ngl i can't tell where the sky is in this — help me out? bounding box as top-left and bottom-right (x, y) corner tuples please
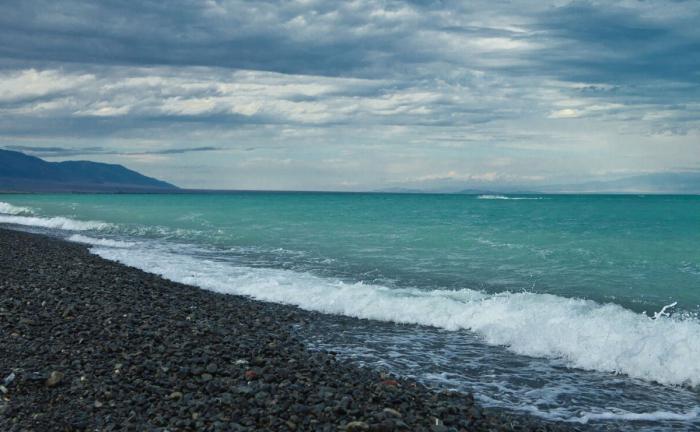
(1, 0), (699, 191)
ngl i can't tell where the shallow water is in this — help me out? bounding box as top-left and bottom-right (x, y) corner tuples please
(1, 192), (699, 429)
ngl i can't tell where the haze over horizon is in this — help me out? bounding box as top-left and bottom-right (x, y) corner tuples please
(1, 1), (699, 191)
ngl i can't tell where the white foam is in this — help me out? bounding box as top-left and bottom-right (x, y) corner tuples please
(477, 195), (543, 200)
(68, 234), (135, 248)
(574, 407), (699, 423)
(0, 201), (34, 215)
(0, 214), (111, 231)
(92, 244), (700, 388)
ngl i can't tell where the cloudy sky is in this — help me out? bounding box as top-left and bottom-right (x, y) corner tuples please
(1, 0), (699, 190)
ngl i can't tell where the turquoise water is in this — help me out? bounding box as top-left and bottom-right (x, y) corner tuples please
(1, 193), (699, 428)
(3, 193), (699, 313)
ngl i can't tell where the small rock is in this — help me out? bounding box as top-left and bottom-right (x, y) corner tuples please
(3, 372), (16, 386)
(94, 400), (103, 408)
(339, 395), (353, 410)
(46, 371), (64, 387)
(467, 406), (482, 419)
(206, 363), (218, 373)
(201, 373), (213, 382)
(219, 392), (234, 404)
(0, 385), (7, 394)
(380, 379), (399, 387)
(234, 385), (253, 396)
(168, 391), (183, 400)
(382, 408), (402, 418)
(345, 421), (370, 431)
(244, 370), (258, 380)
(26, 372), (46, 382)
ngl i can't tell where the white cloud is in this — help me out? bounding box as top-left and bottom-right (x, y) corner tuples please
(548, 108), (580, 119)
(0, 69), (94, 102)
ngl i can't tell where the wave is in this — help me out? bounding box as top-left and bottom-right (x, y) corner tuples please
(67, 234), (135, 248)
(0, 214), (112, 231)
(477, 195), (543, 200)
(91, 243), (700, 388)
(0, 201), (34, 215)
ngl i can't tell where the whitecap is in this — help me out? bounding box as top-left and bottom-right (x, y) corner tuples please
(0, 201), (34, 215)
(0, 214), (111, 231)
(477, 195), (544, 200)
(67, 234), (135, 248)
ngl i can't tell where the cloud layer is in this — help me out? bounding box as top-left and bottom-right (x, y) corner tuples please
(1, 0), (698, 189)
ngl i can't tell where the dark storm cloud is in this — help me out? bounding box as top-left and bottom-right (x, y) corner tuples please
(533, 2), (700, 89)
(0, 1), (695, 84)
(0, 0), (416, 77)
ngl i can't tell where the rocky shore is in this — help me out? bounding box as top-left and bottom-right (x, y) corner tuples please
(0, 228), (582, 431)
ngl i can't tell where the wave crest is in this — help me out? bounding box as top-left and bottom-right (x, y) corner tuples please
(0, 201), (34, 215)
(0, 214), (111, 231)
(68, 234), (135, 248)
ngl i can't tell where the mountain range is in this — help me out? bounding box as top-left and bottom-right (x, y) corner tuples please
(0, 149), (177, 192)
(378, 172), (700, 195)
(538, 172), (700, 194)
(3, 147), (699, 194)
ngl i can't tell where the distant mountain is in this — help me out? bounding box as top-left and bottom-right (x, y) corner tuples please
(375, 172), (700, 195)
(542, 172), (700, 194)
(0, 149), (178, 192)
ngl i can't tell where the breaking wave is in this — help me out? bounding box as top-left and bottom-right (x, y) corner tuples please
(67, 234), (135, 248)
(0, 213), (111, 231)
(91, 243), (700, 388)
(0, 201), (34, 215)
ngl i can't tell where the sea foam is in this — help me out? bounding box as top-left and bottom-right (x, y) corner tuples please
(0, 214), (111, 231)
(67, 234), (135, 248)
(574, 407), (699, 423)
(91, 243), (700, 388)
(0, 201), (34, 215)
(477, 195), (543, 200)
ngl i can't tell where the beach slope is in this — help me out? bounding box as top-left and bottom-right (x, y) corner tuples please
(0, 228), (576, 431)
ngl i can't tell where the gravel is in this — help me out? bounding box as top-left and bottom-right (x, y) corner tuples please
(0, 228), (584, 431)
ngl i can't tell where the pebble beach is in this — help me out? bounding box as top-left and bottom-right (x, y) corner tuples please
(0, 227), (581, 431)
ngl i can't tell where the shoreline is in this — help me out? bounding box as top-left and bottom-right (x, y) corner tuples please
(0, 227), (580, 431)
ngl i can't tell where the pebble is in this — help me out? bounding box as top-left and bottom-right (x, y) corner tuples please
(382, 407), (401, 418)
(3, 372), (15, 386)
(45, 371), (64, 387)
(345, 420), (370, 431)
